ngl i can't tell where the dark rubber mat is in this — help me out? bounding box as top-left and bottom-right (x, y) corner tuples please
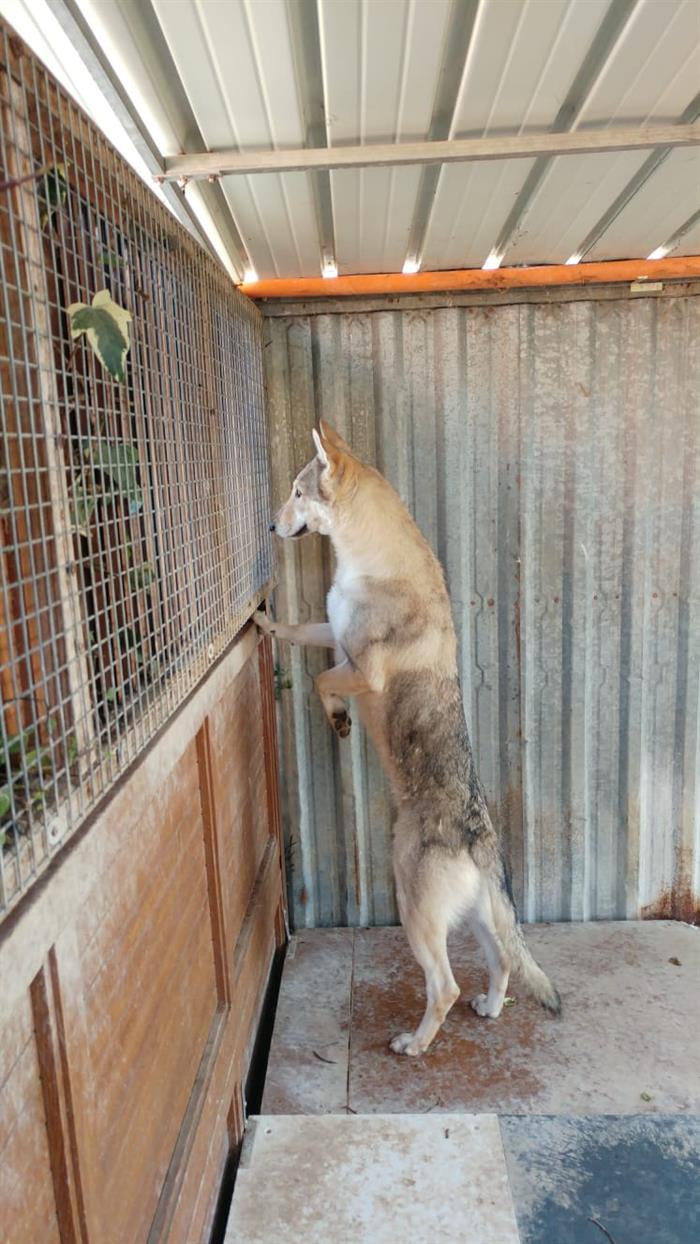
(501, 1114), (700, 1244)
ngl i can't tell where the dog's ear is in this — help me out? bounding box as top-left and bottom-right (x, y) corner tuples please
(319, 420), (352, 456)
(312, 426), (344, 475)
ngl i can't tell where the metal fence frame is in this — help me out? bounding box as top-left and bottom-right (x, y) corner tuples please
(0, 22), (272, 917)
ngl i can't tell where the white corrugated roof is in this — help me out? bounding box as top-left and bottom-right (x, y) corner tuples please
(10, 0), (700, 279)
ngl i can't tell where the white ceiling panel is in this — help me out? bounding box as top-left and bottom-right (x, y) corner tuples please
(323, 0), (453, 275)
(423, 0), (612, 269)
(450, 0), (610, 135)
(574, 0), (700, 123)
(587, 146), (700, 259)
(504, 0), (700, 264)
(421, 159), (538, 270)
(331, 166), (425, 274)
(506, 149), (648, 264)
(22, 0), (700, 278)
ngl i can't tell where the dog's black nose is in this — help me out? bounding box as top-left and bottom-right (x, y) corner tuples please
(269, 521), (276, 533)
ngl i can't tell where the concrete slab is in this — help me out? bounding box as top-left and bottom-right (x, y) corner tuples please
(264, 922), (699, 1116)
(501, 1114), (700, 1244)
(225, 1113), (520, 1244)
(261, 929), (353, 1113)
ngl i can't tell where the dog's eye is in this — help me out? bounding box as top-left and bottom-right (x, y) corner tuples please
(295, 488), (302, 498)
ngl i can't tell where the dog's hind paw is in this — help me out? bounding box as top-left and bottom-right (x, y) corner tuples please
(331, 709), (352, 738)
(389, 1032), (424, 1057)
(470, 993), (502, 1019)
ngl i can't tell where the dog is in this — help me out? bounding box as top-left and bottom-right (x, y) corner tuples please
(255, 421), (560, 1055)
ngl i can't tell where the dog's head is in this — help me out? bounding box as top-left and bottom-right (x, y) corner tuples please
(270, 421), (358, 539)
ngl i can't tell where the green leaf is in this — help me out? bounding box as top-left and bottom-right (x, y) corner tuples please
(66, 289), (132, 382)
(104, 687), (119, 703)
(23, 746), (53, 774)
(0, 787), (11, 819)
(99, 248), (121, 272)
(5, 729), (34, 758)
(128, 562), (155, 591)
(70, 474), (97, 535)
(39, 163), (68, 230)
(81, 439), (143, 510)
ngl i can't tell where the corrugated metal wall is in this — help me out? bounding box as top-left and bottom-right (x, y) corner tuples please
(263, 289), (700, 929)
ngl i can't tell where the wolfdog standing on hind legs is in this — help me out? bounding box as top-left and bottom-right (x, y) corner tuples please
(255, 421), (560, 1056)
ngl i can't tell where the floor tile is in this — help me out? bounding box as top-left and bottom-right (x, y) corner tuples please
(348, 923), (699, 1115)
(226, 1113), (520, 1244)
(261, 929), (353, 1113)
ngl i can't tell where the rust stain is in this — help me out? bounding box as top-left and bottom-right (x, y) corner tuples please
(353, 836), (362, 910)
(641, 884), (700, 925)
(349, 932), (545, 1113)
(640, 846), (700, 925)
(513, 562), (521, 667)
(492, 784), (525, 911)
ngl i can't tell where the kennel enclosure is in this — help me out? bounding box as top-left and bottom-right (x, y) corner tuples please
(1, 1), (699, 1241)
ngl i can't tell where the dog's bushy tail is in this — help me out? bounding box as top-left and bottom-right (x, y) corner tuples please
(488, 867), (561, 1015)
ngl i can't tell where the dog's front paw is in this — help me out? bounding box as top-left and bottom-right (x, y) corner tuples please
(331, 709), (352, 738)
(470, 993), (502, 1019)
(390, 1031), (424, 1057)
(253, 610), (275, 637)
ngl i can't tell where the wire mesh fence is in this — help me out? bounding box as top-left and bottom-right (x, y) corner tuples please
(0, 21), (273, 918)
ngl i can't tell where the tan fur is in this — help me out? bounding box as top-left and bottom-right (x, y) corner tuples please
(256, 423), (560, 1055)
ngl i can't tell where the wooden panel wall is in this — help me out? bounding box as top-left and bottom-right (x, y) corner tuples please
(0, 627), (286, 1244)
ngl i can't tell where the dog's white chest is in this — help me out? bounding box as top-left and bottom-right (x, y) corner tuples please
(326, 582), (352, 645)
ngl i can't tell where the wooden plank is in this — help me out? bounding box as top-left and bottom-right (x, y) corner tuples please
(162, 123), (700, 181)
(1, 626), (258, 1016)
(0, 994), (62, 1244)
(30, 950), (88, 1244)
(1, 627), (285, 1244)
(73, 741), (218, 1244)
(208, 656), (270, 958)
(165, 841), (280, 1244)
(196, 718), (231, 1006)
(243, 256), (700, 300)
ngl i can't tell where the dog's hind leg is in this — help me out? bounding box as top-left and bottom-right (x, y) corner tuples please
(390, 846), (462, 1056)
(390, 905), (459, 1057)
(467, 888), (510, 1019)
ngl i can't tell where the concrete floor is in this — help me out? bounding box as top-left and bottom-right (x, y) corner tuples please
(227, 1114), (521, 1243)
(262, 922), (699, 1116)
(226, 923), (700, 1243)
(227, 1113), (700, 1244)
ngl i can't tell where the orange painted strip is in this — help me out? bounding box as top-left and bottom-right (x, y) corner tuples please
(240, 256), (700, 299)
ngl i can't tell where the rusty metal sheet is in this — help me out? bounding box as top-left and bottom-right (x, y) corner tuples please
(263, 291), (700, 928)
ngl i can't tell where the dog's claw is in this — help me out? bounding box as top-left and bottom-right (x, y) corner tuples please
(332, 710), (351, 738)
